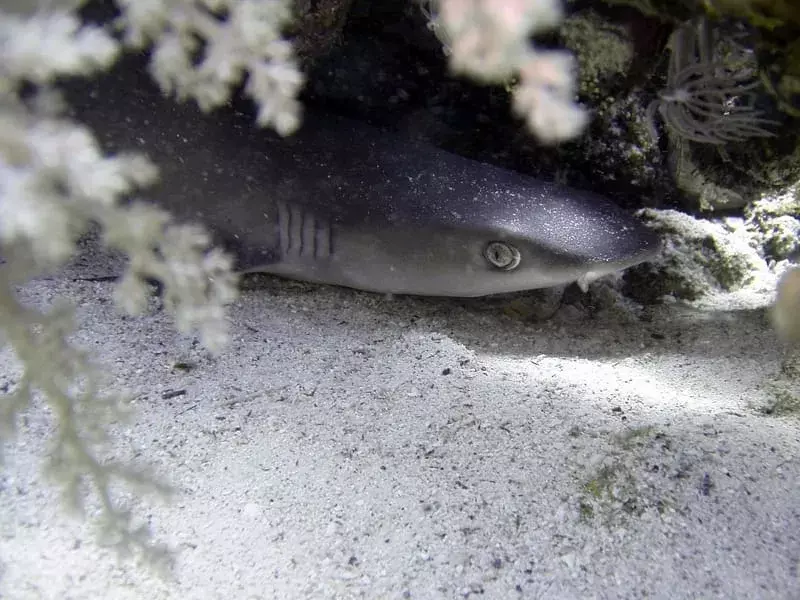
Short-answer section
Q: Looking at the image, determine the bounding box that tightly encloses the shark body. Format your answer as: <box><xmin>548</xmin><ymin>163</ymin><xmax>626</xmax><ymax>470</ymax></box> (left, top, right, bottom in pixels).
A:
<box><xmin>67</xmin><ymin>59</ymin><xmax>660</xmax><ymax>297</ymax></box>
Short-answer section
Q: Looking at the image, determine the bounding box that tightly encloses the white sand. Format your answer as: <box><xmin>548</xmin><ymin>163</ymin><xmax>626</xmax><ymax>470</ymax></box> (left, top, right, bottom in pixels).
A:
<box><xmin>1</xmin><ymin>262</ymin><xmax>799</xmax><ymax>599</ymax></box>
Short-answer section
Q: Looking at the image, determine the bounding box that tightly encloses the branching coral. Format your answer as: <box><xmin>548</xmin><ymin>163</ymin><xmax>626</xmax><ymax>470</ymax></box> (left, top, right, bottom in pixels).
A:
<box><xmin>0</xmin><ymin>3</ymin><xmax>272</xmax><ymax>564</ymax></box>
<box><xmin>115</xmin><ymin>0</ymin><xmax>305</xmax><ymax>136</ymax></box>
<box><xmin>0</xmin><ymin>288</ymin><xmax>174</xmax><ymax>566</ymax></box>
<box><xmin>0</xmin><ymin>12</ymin><xmax>243</xmax><ymax>349</ymax></box>
<box><xmin>418</xmin><ymin>0</ymin><xmax>588</xmax><ymax>144</ymax></box>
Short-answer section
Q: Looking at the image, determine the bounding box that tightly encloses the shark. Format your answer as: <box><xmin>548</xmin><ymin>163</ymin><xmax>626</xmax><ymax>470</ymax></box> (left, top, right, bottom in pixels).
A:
<box><xmin>65</xmin><ymin>59</ymin><xmax>661</xmax><ymax>297</ymax></box>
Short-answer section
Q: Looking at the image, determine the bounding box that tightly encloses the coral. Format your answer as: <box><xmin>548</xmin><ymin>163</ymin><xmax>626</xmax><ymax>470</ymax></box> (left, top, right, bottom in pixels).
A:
<box><xmin>114</xmin><ymin>0</ymin><xmax>305</xmax><ymax>136</ymax></box>
<box><xmin>598</xmin><ymin>0</ymin><xmax>694</xmax><ymax>21</ymax></box>
<box><xmin>559</xmin><ymin>9</ymin><xmax>634</xmax><ymax>104</ymax></box>
<box><xmin>602</xmin><ymin>0</ymin><xmax>800</xmax><ymax>29</ymax></box>
<box><xmin>745</xmin><ymin>187</ymin><xmax>800</xmax><ymax>260</ymax></box>
<box><xmin>420</xmin><ymin>0</ymin><xmax>588</xmax><ymax>143</ymax></box>
<box><xmin>0</xmin><ymin>291</ymin><xmax>174</xmax><ymax>566</ymax></box>
<box><xmin>704</xmin><ymin>0</ymin><xmax>800</xmax><ymax>30</ymax></box>
<box><xmin>0</xmin><ymin>108</ymin><xmax>240</xmax><ymax>348</ymax></box>
<box><xmin>601</xmin><ymin>0</ymin><xmax>800</xmax><ymax>117</ymax></box>
<box><xmin>0</xmin><ymin>1</ymin><xmax>288</xmax><ymax>563</ymax></box>
<box><xmin>628</xmin><ymin>208</ymin><xmax>768</xmax><ymax>300</ymax></box>
<box><xmin>666</xmin><ymin>136</ymin><xmax>749</xmax><ymax>211</ymax></box>
<box><xmin>636</xmin><ymin>15</ymin><xmax>799</xmax><ymax>212</ymax></box>
<box><xmin>760</xmin><ymin>215</ymin><xmax>800</xmax><ymax>258</ymax></box>
<box><xmin>646</xmin><ymin>17</ymin><xmax>778</xmax><ymax>145</ymax></box>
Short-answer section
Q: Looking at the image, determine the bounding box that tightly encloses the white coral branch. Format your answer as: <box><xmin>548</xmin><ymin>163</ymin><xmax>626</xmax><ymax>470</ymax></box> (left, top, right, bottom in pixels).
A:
<box><xmin>1</xmin><ymin>105</ymin><xmax>239</xmax><ymax>351</ymax></box>
<box><xmin>0</xmin><ymin>284</ymin><xmax>173</xmax><ymax>567</ymax></box>
<box><xmin>0</xmin><ymin>3</ymin><xmax>243</xmax><ymax>564</ymax></box>
<box><xmin>115</xmin><ymin>0</ymin><xmax>305</xmax><ymax>135</ymax></box>
<box><xmin>421</xmin><ymin>0</ymin><xmax>588</xmax><ymax>143</ymax></box>
<box><xmin>0</xmin><ymin>9</ymin><xmax>119</xmax><ymax>83</ymax></box>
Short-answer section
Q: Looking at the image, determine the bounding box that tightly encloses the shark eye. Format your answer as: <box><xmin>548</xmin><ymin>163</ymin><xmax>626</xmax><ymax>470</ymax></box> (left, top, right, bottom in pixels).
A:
<box><xmin>484</xmin><ymin>241</ymin><xmax>521</xmax><ymax>271</ymax></box>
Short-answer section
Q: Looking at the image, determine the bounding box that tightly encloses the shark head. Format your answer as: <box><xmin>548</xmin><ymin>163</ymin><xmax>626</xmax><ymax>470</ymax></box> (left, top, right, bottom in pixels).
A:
<box><xmin>325</xmin><ymin>215</ymin><xmax>661</xmax><ymax>297</ymax></box>
<box><xmin>309</xmin><ymin>162</ymin><xmax>663</xmax><ymax>297</ymax></box>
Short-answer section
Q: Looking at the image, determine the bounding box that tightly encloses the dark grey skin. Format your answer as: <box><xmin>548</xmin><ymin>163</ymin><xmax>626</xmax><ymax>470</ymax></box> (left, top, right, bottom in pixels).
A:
<box><xmin>66</xmin><ymin>58</ymin><xmax>661</xmax><ymax>297</ymax></box>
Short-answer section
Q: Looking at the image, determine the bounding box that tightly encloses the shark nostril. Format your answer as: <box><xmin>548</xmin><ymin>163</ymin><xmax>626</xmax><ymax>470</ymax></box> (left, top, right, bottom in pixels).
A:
<box><xmin>484</xmin><ymin>241</ymin><xmax>521</xmax><ymax>271</ymax></box>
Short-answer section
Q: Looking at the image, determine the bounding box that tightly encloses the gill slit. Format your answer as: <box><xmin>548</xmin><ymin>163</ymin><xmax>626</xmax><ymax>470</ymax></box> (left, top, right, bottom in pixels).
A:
<box><xmin>276</xmin><ymin>200</ymin><xmax>334</xmax><ymax>261</ymax></box>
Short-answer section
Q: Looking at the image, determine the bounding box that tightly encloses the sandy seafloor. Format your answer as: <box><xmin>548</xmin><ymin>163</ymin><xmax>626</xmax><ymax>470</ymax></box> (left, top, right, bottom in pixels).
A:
<box><xmin>1</xmin><ymin>247</ymin><xmax>799</xmax><ymax>599</ymax></box>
